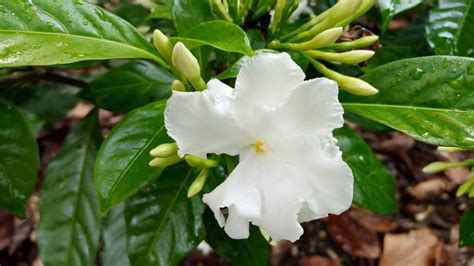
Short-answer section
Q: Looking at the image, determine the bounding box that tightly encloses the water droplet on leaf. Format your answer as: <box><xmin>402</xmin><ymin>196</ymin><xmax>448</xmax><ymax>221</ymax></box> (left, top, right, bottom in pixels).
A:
<box><xmin>410</xmin><ymin>68</ymin><xmax>425</xmax><ymax>80</ymax></box>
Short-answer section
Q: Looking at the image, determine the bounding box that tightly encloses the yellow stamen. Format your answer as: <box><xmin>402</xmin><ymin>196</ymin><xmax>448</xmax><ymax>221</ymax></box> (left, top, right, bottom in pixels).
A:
<box><xmin>254</xmin><ymin>140</ymin><xmax>267</xmax><ymax>153</ymax></box>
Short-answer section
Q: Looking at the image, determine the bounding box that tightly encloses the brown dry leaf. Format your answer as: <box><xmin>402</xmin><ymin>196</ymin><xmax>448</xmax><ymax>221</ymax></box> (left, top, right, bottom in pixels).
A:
<box><xmin>66</xmin><ymin>101</ymin><xmax>94</xmax><ymax>119</ymax></box>
<box><xmin>380</xmin><ymin>227</ymin><xmax>440</xmax><ymax>266</ymax></box>
<box><xmin>271</xmin><ymin>240</ymin><xmax>293</xmax><ymax>266</ymax></box>
<box><xmin>327</xmin><ymin>213</ymin><xmax>381</xmax><ymax>259</ymax></box>
<box><xmin>409</xmin><ymin>178</ymin><xmax>449</xmax><ymax>200</ymax></box>
<box><xmin>300</xmin><ymin>256</ymin><xmax>338</xmax><ymax>266</ymax></box>
<box><xmin>348</xmin><ymin>207</ymin><xmax>397</xmax><ymax>233</ymax></box>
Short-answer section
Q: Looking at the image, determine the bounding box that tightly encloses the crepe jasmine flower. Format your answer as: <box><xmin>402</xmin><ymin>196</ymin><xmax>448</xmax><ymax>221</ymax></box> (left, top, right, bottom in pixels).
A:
<box><xmin>164</xmin><ymin>53</ymin><xmax>353</xmax><ymax>242</ymax></box>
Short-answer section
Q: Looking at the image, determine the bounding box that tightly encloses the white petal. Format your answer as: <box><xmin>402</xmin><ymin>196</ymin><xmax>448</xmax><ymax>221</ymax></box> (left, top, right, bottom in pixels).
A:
<box><xmin>203</xmin><ymin>148</ymin><xmax>314</xmax><ymax>242</ymax></box>
<box><xmin>164</xmin><ymin>79</ymin><xmax>251</xmax><ymax>158</ymax></box>
<box><xmin>233</xmin><ymin>52</ymin><xmax>305</xmax><ymax>110</ymax></box>
<box><xmin>274</xmin><ymin>78</ymin><xmax>344</xmax><ymax>138</ymax></box>
<box><xmin>203</xmin><ymin>148</ymin><xmax>262</xmax><ymax>229</ymax></box>
<box><xmin>280</xmin><ymin>136</ymin><xmax>354</xmax><ymax>219</ymax></box>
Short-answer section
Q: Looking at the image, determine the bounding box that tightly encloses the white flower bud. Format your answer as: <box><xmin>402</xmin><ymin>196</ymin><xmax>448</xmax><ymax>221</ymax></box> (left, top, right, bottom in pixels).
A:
<box><xmin>171</xmin><ymin>80</ymin><xmax>186</xmax><ymax>92</ymax></box>
<box><xmin>149</xmin><ymin>143</ymin><xmax>178</xmax><ymax>158</ymax></box>
<box><xmin>306</xmin><ymin>50</ymin><xmax>375</xmax><ymax>65</ymax></box>
<box><xmin>172</xmin><ymin>42</ymin><xmax>206</xmax><ymax>91</ymax></box>
<box><xmin>172</xmin><ymin>42</ymin><xmax>201</xmax><ymax>81</ymax></box>
<box><xmin>153</xmin><ymin>29</ymin><xmax>173</xmax><ymax>64</ymax></box>
<box><xmin>290</xmin><ymin>27</ymin><xmax>343</xmax><ymax>51</ymax></box>
<box><xmin>149</xmin><ymin>154</ymin><xmax>182</xmax><ymax>168</ymax></box>
<box><xmin>184</xmin><ymin>154</ymin><xmax>218</xmax><ymax>168</ymax></box>
<box><xmin>187</xmin><ymin>168</ymin><xmax>209</xmax><ymax>198</ymax></box>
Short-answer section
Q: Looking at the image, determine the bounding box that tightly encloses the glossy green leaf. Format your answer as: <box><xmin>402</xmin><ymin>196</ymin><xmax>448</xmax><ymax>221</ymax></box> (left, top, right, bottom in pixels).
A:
<box><xmin>37</xmin><ymin>111</ymin><xmax>102</xmax><ymax>266</ymax></box>
<box><xmin>378</xmin><ymin>0</ymin><xmax>423</xmax><ymax>31</ymax></box>
<box><xmin>172</xmin><ymin>0</ymin><xmax>215</xmax><ymax>35</ymax></box>
<box><xmin>102</xmin><ymin>203</ymin><xmax>130</xmax><ymax>266</ymax></box>
<box><xmin>341</xmin><ymin>56</ymin><xmax>474</xmax><ymax>149</ymax></box>
<box><xmin>95</xmin><ymin>101</ymin><xmax>172</xmax><ymax>213</ymax></box>
<box><xmin>0</xmin><ymin>98</ymin><xmax>39</xmax><ymax>217</ymax></box>
<box><xmin>460</xmin><ymin>207</ymin><xmax>474</xmax><ymax>246</ymax></box>
<box><xmin>86</xmin><ymin>61</ymin><xmax>173</xmax><ymax>113</ymax></box>
<box><xmin>204</xmin><ymin>210</ymin><xmax>269</xmax><ymax>266</ymax></box>
<box><xmin>125</xmin><ymin>164</ymin><xmax>205</xmax><ymax>266</ymax></box>
<box><xmin>0</xmin><ymin>0</ymin><xmax>166</xmax><ymax>67</ymax></box>
<box><xmin>171</xmin><ymin>21</ymin><xmax>254</xmax><ymax>56</ymax></box>
<box><xmin>426</xmin><ymin>0</ymin><xmax>474</xmax><ymax>56</ymax></box>
<box><xmin>334</xmin><ymin>125</ymin><xmax>398</xmax><ymax>213</ymax></box>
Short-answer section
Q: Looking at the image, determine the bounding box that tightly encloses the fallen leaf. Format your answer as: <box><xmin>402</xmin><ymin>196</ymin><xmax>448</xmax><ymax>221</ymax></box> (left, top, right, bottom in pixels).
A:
<box><xmin>409</xmin><ymin>178</ymin><xmax>449</xmax><ymax>200</ymax></box>
<box><xmin>349</xmin><ymin>207</ymin><xmax>397</xmax><ymax>233</ymax></box>
<box><xmin>301</xmin><ymin>256</ymin><xmax>338</xmax><ymax>266</ymax></box>
<box><xmin>327</xmin><ymin>213</ymin><xmax>381</xmax><ymax>258</ymax></box>
<box><xmin>380</xmin><ymin>227</ymin><xmax>439</xmax><ymax>266</ymax></box>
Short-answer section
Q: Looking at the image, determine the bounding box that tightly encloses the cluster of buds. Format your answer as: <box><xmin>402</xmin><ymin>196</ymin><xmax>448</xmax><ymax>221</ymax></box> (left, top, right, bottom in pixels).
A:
<box><xmin>423</xmin><ymin>148</ymin><xmax>474</xmax><ymax>198</ymax></box>
<box><xmin>270</xmin><ymin>0</ymin><xmax>379</xmax><ymax>96</ymax></box>
<box><xmin>153</xmin><ymin>30</ymin><xmax>206</xmax><ymax>91</ymax></box>
<box><xmin>149</xmin><ymin>143</ymin><xmax>218</xmax><ymax>198</ymax></box>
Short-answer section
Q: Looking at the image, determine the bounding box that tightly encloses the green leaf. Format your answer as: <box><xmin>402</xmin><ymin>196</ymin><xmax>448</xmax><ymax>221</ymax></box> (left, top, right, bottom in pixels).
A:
<box><xmin>460</xmin><ymin>207</ymin><xmax>474</xmax><ymax>246</ymax></box>
<box><xmin>172</xmin><ymin>0</ymin><xmax>215</xmax><ymax>35</ymax></box>
<box><xmin>378</xmin><ymin>0</ymin><xmax>423</xmax><ymax>31</ymax></box>
<box><xmin>95</xmin><ymin>101</ymin><xmax>172</xmax><ymax>213</ymax></box>
<box><xmin>1</xmin><ymin>84</ymin><xmax>79</xmax><ymax>128</ymax></box>
<box><xmin>426</xmin><ymin>0</ymin><xmax>474</xmax><ymax>56</ymax></box>
<box><xmin>37</xmin><ymin>111</ymin><xmax>102</xmax><ymax>266</ymax></box>
<box><xmin>0</xmin><ymin>0</ymin><xmax>166</xmax><ymax>67</ymax></box>
<box><xmin>341</xmin><ymin>56</ymin><xmax>474</xmax><ymax>149</ymax></box>
<box><xmin>86</xmin><ymin>61</ymin><xmax>173</xmax><ymax>113</ymax></box>
<box><xmin>246</xmin><ymin>29</ymin><xmax>266</xmax><ymax>50</ymax></box>
<box><xmin>0</xmin><ymin>98</ymin><xmax>39</xmax><ymax>217</ymax></box>
<box><xmin>102</xmin><ymin>203</ymin><xmax>131</xmax><ymax>266</ymax></box>
<box><xmin>334</xmin><ymin>125</ymin><xmax>398</xmax><ymax>213</ymax></box>
<box><xmin>204</xmin><ymin>210</ymin><xmax>269</xmax><ymax>266</ymax></box>
<box><xmin>112</xmin><ymin>0</ymin><xmax>149</xmax><ymax>26</ymax></box>
<box><xmin>125</xmin><ymin>164</ymin><xmax>205</xmax><ymax>266</ymax></box>
<box><xmin>171</xmin><ymin>21</ymin><xmax>254</xmax><ymax>56</ymax></box>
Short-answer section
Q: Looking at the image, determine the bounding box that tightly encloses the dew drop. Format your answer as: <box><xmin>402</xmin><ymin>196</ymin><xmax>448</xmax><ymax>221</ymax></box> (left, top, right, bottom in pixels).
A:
<box><xmin>410</xmin><ymin>68</ymin><xmax>425</xmax><ymax>80</ymax></box>
<box><xmin>442</xmin><ymin>58</ymin><xmax>449</xmax><ymax>69</ymax></box>
<box><xmin>447</xmin><ymin>74</ymin><xmax>467</xmax><ymax>90</ymax></box>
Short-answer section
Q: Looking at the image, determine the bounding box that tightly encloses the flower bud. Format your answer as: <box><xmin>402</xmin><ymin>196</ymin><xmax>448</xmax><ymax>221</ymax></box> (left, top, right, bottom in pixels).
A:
<box><xmin>150</xmin><ymin>143</ymin><xmax>178</xmax><ymax>158</ymax></box>
<box><xmin>171</xmin><ymin>80</ymin><xmax>186</xmax><ymax>92</ymax></box>
<box><xmin>456</xmin><ymin>172</ymin><xmax>474</xmax><ymax>197</ymax></box>
<box><xmin>187</xmin><ymin>168</ymin><xmax>210</xmax><ymax>197</ymax></box>
<box><xmin>184</xmin><ymin>154</ymin><xmax>218</xmax><ymax>168</ymax></box>
<box><xmin>270</xmin><ymin>0</ymin><xmax>286</xmax><ymax>33</ymax></box>
<box><xmin>422</xmin><ymin>161</ymin><xmax>452</xmax><ymax>174</ymax></box>
<box><xmin>212</xmin><ymin>0</ymin><xmax>233</xmax><ymax>22</ymax></box>
<box><xmin>437</xmin><ymin>146</ymin><xmax>467</xmax><ymax>153</ymax></box>
<box><xmin>423</xmin><ymin>159</ymin><xmax>474</xmax><ymax>174</ymax></box>
<box><xmin>330</xmin><ymin>35</ymin><xmax>379</xmax><ymax>52</ymax></box>
<box><xmin>328</xmin><ymin>0</ymin><xmax>361</xmax><ymax>23</ymax></box>
<box><xmin>307</xmin><ymin>57</ymin><xmax>378</xmax><ymax>95</ymax></box>
<box><xmin>153</xmin><ymin>29</ymin><xmax>173</xmax><ymax>64</ymax></box>
<box><xmin>149</xmin><ymin>154</ymin><xmax>182</xmax><ymax>168</ymax></box>
<box><xmin>172</xmin><ymin>42</ymin><xmax>206</xmax><ymax>91</ymax></box>
<box><xmin>290</xmin><ymin>27</ymin><xmax>343</xmax><ymax>51</ymax></box>
<box><xmin>305</xmin><ymin>50</ymin><xmax>375</xmax><ymax>65</ymax></box>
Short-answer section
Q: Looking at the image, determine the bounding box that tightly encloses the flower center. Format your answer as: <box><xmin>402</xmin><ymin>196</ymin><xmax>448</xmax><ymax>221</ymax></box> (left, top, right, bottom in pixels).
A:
<box><xmin>254</xmin><ymin>140</ymin><xmax>268</xmax><ymax>153</ymax></box>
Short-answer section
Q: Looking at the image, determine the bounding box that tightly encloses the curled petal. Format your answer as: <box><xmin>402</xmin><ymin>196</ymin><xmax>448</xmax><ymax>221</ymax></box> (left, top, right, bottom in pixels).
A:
<box><xmin>233</xmin><ymin>52</ymin><xmax>305</xmax><ymax>110</ymax></box>
<box><xmin>274</xmin><ymin>78</ymin><xmax>344</xmax><ymax>138</ymax></box>
<box><xmin>165</xmin><ymin>79</ymin><xmax>251</xmax><ymax>158</ymax></box>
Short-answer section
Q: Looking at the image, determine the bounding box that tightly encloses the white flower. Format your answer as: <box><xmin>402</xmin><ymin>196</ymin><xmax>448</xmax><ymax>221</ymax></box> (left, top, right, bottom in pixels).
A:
<box><xmin>165</xmin><ymin>53</ymin><xmax>353</xmax><ymax>242</ymax></box>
